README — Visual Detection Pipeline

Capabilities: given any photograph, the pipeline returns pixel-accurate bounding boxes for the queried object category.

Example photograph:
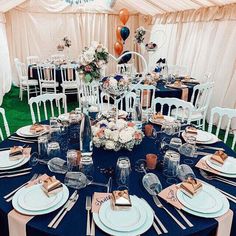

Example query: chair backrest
[15,60,28,82]
[208,107,236,149]
[153,97,194,124]
[190,82,214,114]
[167,65,188,76]
[29,93,67,123]
[100,92,115,111]
[27,56,39,66]
[117,64,133,75]
[80,80,99,105]
[37,64,56,83]
[60,64,77,83]
[51,54,65,61]
[0,108,10,141]
[132,84,156,111]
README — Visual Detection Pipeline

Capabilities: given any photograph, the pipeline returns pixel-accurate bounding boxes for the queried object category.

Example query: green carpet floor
[0,86,235,151]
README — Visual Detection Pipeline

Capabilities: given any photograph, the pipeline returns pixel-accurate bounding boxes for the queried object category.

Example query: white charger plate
[0,150,24,168]
[149,116,175,125]
[202,155,236,178]
[182,132,218,145]
[177,184,223,214]
[178,188,229,218]
[93,196,153,236]
[16,125,48,137]
[98,197,146,232]
[12,184,69,216]
[206,156,236,175]
[195,130,212,142]
[18,184,63,211]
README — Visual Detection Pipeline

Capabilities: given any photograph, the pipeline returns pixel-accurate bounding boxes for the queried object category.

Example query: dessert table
[0,121,235,236]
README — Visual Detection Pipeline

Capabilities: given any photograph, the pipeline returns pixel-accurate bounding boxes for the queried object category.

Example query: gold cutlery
[48,190,77,228]
[152,195,186,230]
[0,171,31,179]
[52,193,79,228]
[86,196,92,235]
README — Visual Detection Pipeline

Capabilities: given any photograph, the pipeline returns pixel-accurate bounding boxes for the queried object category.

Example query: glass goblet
[47,141,61,159]
[142,173,162,195]
[67,149,78,171]
[177,164,196,181]
[116,156,131,190]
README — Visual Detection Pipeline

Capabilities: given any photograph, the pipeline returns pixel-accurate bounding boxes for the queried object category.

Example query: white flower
[110,130,119,142]
[119,129,133,143]
[91,41,99,49]
[109,77,118,89]
[79,55,87,66]
[105,140,115,150]
[104,129,111,139]
[83,50,95,63]
[92,126,99,135]
[93,137,101,147]
[108,121,116,130]
[115,119,127,130]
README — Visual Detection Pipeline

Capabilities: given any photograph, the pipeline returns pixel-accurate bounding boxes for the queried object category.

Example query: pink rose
[85,65,92,72]
[134,132,142,140]
[127,122,135,127]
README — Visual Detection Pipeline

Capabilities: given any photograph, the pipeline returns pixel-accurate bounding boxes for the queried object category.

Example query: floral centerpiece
[63,36,72,48]
[101,74,130,96]
[92,119,143,151]
[78,41,109,83]
[134,27,146,44]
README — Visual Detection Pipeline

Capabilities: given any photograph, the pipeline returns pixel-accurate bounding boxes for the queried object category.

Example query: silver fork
[153,195,186,230]
[4,173,39,202]
[86,196,92,235]
[199,170,236,186]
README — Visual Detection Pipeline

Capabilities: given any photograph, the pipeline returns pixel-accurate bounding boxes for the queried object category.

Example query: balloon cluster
[114,9,130,57]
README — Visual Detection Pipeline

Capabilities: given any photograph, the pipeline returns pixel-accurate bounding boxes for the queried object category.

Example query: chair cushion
[171,108,203,121]
[41,82,59,88]
[22,79,39,86]
[61,82,78,89]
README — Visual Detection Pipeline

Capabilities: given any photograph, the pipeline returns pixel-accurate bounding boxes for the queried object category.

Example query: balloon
[118,51,132,64]
[114,41,123,56]
[120,26,130,42]
[116,25,123,42]
[119,8,129,25]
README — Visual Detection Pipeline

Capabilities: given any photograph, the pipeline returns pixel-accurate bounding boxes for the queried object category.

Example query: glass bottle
[133,90,142,129]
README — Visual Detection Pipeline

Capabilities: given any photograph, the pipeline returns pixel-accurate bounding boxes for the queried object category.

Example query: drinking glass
[58,123,69,154]
[116,156,131,190]
[161,121,175,135]
[177,164,196,181]
[50,117,58,128]
[170,137,182,150]
[38,135,48,160]
[142,173,162,195]
[47,141,61,159]
[163,150,180,184]
[179,135,196,164]
[67,149,78,171]
[69,113,82,144]
[80,154,94,181]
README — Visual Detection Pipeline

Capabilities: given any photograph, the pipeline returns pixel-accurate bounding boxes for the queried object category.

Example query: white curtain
[0,13,12,106]
[149,19,236,125]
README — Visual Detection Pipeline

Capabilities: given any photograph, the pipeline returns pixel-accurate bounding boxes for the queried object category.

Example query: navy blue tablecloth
[0,124,235,236]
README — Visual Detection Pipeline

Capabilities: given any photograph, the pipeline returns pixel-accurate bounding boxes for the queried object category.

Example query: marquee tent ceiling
[0,0,236,14]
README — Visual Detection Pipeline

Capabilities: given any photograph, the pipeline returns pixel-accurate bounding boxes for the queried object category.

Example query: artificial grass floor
[0,86,235,151]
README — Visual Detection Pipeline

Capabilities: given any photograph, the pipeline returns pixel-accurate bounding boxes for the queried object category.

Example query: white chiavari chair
[208,107,236,150]
[153,97,194,124]
[0,108,10,141]
[26,56,39,66]
[29,93,67,123]
[37,64,59,95]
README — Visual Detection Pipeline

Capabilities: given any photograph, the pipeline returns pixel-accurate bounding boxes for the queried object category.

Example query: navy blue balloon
[120,26,130,42]
[118,51,132,64]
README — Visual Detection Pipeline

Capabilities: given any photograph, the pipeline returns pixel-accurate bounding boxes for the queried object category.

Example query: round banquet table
[0,122,235,236]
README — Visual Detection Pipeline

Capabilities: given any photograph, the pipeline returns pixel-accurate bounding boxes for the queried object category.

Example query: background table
[0,122,235,236]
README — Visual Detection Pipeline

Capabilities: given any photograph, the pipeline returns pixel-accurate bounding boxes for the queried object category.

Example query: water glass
[142,173,162,195]
[38,135,48,160]
[163,150,180,178]
[179,136,196,157]
[50,117,58,128]
[177,164,196,181]
[57,123,69,154]
[67,149,78,171]
[64,172,88,189]
[48,157,68,174]
[80,154,94,181]
[161,121,175,135]
[47,141,61,159]
[170,137,182,150]
[69,113,81,144]
[116,156,131,190]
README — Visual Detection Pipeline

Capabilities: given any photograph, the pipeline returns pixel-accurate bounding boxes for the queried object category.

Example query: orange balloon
[116,25,123,42]
[119,8,129,25]
[114,41,123,56]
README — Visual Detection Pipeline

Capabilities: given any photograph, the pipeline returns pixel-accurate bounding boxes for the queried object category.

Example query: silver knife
[197,146,224,151]
[48,190,77,228]
[0,171,31,179]
[52,194,79,228]
[0,168,32,175]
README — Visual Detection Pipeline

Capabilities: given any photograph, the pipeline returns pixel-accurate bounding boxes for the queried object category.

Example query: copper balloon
[116,25,123,42]
[119,8,129,25]
[114,41,123,56]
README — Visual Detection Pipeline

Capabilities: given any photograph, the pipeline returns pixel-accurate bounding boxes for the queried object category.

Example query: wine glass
[177,164,196,181]
[79,154,94,181]
[47,141,61,159]
[38,135,48,160]
[67,149,78,171]
[116,156,131,190]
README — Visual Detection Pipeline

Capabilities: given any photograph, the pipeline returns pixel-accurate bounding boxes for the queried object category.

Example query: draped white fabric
[149,19,236,123]
[0,13,12,106]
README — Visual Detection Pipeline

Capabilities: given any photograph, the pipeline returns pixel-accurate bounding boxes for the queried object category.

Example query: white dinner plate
[12,184,69,216]
[16,125,49,137]
[195,130,212,142]
[177,184,223,214]
[0,150,24,168]
[206,156,236,175]
[18,184,63,211]
[179,188,229,218]
[99,196,146,232]
[93,196,153,236]
[202,155,236,178]
[182,131,218,145]
[149,116,175,125]
[58,113,70,122]
[103,110,128,118]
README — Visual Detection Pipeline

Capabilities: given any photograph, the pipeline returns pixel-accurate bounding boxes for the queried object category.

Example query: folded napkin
[210,151,228,167]
[195,158,220,175]
[9,147,31,161]
[111,190,132,210]
[179,177,203,198]
[185,126,198,135]
[152,112,164,120]
[41,176,63,197]
[30,124,45,134]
